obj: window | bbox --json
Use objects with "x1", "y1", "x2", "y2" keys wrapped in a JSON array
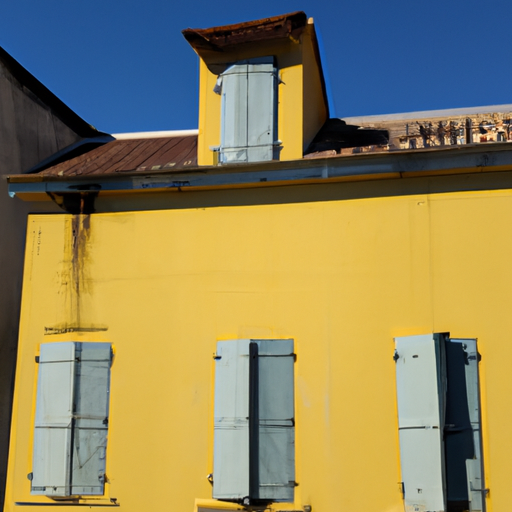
[
  {"x1": 217, "y1": 57, "x2": 279, "y2": 164},
  {"x1": 31, "y1": 342, "x2": 112, "y2": 497},
  {"x1": 213, "y1": 339, "x2": 295, "y2": 504},
  {"x1": 394, "y1": 334, "x2": 485, "y2": 512}
]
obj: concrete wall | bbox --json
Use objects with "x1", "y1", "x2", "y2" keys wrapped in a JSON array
[{"x1": 0, "y1": 63, "x2": 82, "y2": 172}]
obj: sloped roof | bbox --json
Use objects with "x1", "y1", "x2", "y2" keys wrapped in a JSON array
[
  {"x1": 182, "y1": 11, "x2": 307, "y2": 54},
  {"x1": 39, "y1": 134, "x2": 197, "y2": 177}
]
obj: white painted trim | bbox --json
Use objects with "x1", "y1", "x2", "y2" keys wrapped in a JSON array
[{"x1": 112, "y1": 129, "x2": 198, "y2": 140}]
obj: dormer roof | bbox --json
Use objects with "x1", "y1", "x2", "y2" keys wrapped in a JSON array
[{"x1": 182, "y1": 11, "x2": 308, "y2": 56}]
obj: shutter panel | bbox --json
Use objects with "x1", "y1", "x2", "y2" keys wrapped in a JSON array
[
  {"x1": 32, "y1": 343, "x2": 76, "y2": 496},
  {"x1": 71, "y1": 343, "x2": 112, "y2": 495},
  {"x1": 220, "y1": 64, "x2": 249, "y2": 163},
  {"x1": 32, "y1": 342, "x2": 112, "y2": 497},
  {"x1": 256, "y1": 339, "x2": 294, "y2": 501},
  {"x1": 219, "y1": 57, "x2": 277, "y2": 164},
  {"x1": 395, "y1": 334, "x2": 446, "y2": 512},
  {"x1": 451, "y1": 339, "x2": 484, "y2": 512},
  {"x1": 246, "y1": 60, "x2": 276, "y2": 163},
  {"x1": 213, "y1": 340, "x2": 250, "y2": 499}
]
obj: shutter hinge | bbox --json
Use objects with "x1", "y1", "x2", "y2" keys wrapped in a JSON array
[
  {"x1": 466, "y1": 352, "x2": 482, "y2": 362},
  {"x1": 470, "y1": 483, "x2": 489, "y2": 495},
  {"x1": 35, "y1": 356, "x2": 39, "y2": 363},
  {"x1": 393, "y1": 350, "x2": 399, "y2": 362}
]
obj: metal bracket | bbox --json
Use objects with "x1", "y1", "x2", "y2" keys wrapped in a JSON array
[{"x1": 470, "y1": 484, "x2": 489, "y2": 495}]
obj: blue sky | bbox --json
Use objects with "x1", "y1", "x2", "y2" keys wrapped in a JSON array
[{"x1": 2, "y1": 0, "x2": 512, "y2": 134}]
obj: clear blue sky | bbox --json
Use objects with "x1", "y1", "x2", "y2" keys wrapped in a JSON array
[{"x1": 2, "y1": 0, "x2": 512, "y2": 134}]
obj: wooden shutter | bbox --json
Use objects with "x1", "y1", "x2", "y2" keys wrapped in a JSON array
[
  {"x1": 394, "y1": 334, "x2": 446, "y2": 512},
  {"x1": 71, "y1": 343, "x2": 111, "y2": 495},
  {"x1": 219, "y1": 57, "x2": 277, "y2": 164},
  {"x1": 32, "y1": 343, "x2": 76, "y2": 496},
  {"x1": 451, "y1": 338, "x2": 484, "y2": 512},
  {"x1": 255, "y1": 339, "x2": 295, "y2": 501},
  {"x1": 213, "y1": 340, "x2": 250, "y2": 500}
]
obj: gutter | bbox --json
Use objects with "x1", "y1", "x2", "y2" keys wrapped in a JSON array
[{"x1": 7, "y1": 142, "x2": 512, "y2": 200}]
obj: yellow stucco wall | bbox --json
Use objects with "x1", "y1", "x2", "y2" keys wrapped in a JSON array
[
  {"x1": 6, "y1": 185, "x2": 512, "y2": 512},
  {"x1": 198, "y1": 59, "x2": 221, "y2": 166}
]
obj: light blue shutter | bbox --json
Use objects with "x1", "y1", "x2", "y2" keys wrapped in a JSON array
[
  {"x1": 219, "y1": 57, "x2": 277, "y2": 164},
  {"x1": 32, "y1": 343, "x2": 75, "y2": 496},
  {"x1": 394, "y1": 334, "x2": 446, "y2": 512},
  {"x1": 213, "y1": 340, "x2": 250, "y2": 500},
  {"x1": 256, "y1": 339, "x2": 295, "y2": 501},
  {"x1": 71, "y1": 343, "x2": 111, "y2": 495},
  {"x1": 245, "y1": 60, "x2": 276, "y2": 162},
  {"x1": 451, "y1": 339, "x2": 484, "y2": 512},
  {"x1": 32, "y1": 342, "x2": 112, "y2": 497},
  {"x1": 213, "y1": 339, "x2": 294, "y2": 503},
  {"x1": 220, "y1": 66, "x2": 248, "y2": 163}
]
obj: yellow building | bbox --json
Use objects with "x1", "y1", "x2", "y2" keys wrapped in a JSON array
[{"x1": 5, "y1": 11, "x2": 512, "y2": 512}]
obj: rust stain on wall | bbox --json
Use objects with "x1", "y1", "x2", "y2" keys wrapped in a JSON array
[
  {"x1": 44, "y1": 324, "x2": 108, "y2": 335},
  {"x1": 58, "y1": 211, "x2": 94, "y2": 330}
]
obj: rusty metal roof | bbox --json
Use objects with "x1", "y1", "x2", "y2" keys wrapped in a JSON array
[
  {"x1": 39, "y1": 134, "x2": 197, "y2": 177},
  {"x1": 182, "y1": 12, "x2": 307, "y2": 54}
]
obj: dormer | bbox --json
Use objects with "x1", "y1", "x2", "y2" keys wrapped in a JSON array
[{"x1": 183, "y1": 11, "x2": 329, "y2": 165}]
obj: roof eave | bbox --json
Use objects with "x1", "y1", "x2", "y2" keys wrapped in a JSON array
[
  {"x1": 8, "y1": 143, "x2": 512, "y2": 200},
  {"x1": 182, "y1": 11, "x2": 308, "y2": 56}
]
